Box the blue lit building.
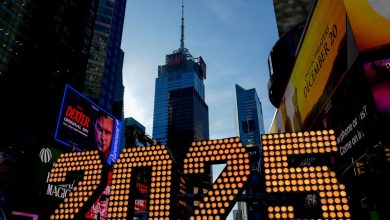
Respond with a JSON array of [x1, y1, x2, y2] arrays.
[[235, 84, 265, 220], [152, 4, 208, 161], [153, 48, 209, 159], [235, 84, 265, 147]]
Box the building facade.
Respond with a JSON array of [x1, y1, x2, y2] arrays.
[[125, 117, 157, 148], [272, 0, 313, 36], [234, 84, 265, 220], [153, 48, 209, 161], [151, 6, 210, 217], [235, 84, 265, 147], [152, 1, 209, 162], [84, 0, 126, 116], [0, 0, 126, 218]]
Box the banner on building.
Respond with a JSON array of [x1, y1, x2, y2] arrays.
[[54, 84, 121, 164], [289, 0, 347, 122], [344, 0, 390, 52]]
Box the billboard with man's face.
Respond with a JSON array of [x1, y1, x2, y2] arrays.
[[54, 84, 121, 164]]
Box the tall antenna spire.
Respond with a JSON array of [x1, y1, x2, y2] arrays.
[[180, 0, 185, 51]]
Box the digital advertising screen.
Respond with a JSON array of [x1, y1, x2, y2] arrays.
[[318, 67, 376, 159], [54, 84, 121, 165], [344, 0, 390, 52], [289, 0, 346, 122], [363, 57, 390, 145]]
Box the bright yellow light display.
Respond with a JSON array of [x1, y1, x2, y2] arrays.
[[184, 137, 251, 220], [262, 130, 351, 219], [268, 206, 294, 219], [108, 145, 173, 220], [49, 150, 102, 220], [49, 132, 351, 219]]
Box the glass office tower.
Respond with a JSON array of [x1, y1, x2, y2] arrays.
[[152, 1, 209, 161], [153, 48, 209, 160], [235, 84, 265, 147], [234, 84, 265, 220]]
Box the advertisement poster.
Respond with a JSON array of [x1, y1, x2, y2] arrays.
[[319, 68, 375, 159], [363, 57, 390, 145], [134, 170, 150, 212], [134, 181, 148, 212], [289, 0, 346, 122], [54, 84, 121, 165], [344, 0, 390, 52], [85, 175, 112, 220]]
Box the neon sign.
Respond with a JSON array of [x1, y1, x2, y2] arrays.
[[262, 130, 350, 219], [48, 131, 351, 219]]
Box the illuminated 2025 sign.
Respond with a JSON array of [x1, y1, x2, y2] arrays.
[[48, 131, 351, 219], [262, 130, 350, 219]]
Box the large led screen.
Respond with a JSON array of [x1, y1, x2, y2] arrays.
[[54, 84, 121, 164], [364, 57, 390, 145], [289, 0, 346, 122], [344, 0, 390, 52]]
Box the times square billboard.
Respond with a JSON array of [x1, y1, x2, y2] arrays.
[[54, 84, 122, 165], [267, 0, 390, 218]]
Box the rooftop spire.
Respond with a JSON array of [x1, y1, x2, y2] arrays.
[[180, 0, 185, 51]]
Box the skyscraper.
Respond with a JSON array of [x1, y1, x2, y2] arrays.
[[234, 84, 265, 220], [272, 0, 313, 36], [0, 0, 126, 217], [235, 84, 265, 147], [84, 0, 126, 117], [125, 117, 157, 147], [152, 2, 209, 161]]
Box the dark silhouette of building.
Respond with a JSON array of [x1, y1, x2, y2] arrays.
[[125, 117, 157, 148], [0, 0, 126, 217], [84, 0, 126, 117], [272, 0, 313, 36]]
